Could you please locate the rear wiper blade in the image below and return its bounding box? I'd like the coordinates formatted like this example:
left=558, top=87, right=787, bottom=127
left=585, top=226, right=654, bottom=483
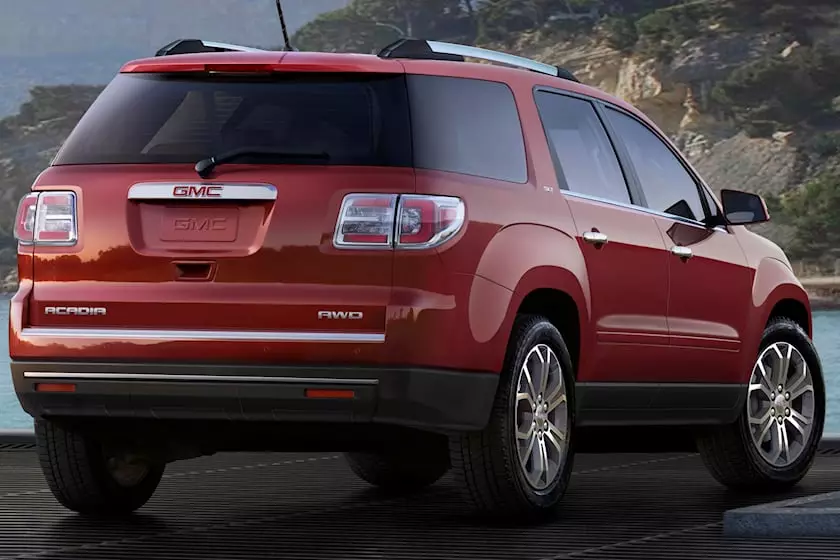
left=195, top=147, right=330, bottom=178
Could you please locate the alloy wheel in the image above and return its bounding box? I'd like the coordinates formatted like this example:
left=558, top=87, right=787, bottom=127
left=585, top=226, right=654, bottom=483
left=514, top=343, right=569, bottom=490
left=747, top=341, right=816, bottom=468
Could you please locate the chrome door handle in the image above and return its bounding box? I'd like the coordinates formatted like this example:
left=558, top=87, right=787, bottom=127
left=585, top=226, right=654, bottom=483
left=583, top=231, right=608, bottom=246
left=671, top=246, right=693, bottom=259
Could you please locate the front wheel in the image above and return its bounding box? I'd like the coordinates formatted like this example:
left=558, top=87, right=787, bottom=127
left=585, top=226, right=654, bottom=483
left=35, top=419, right=165, bottom=515
left=697, top=317, right=825, bottom=491
left=449, top=314, right=575, bottom=519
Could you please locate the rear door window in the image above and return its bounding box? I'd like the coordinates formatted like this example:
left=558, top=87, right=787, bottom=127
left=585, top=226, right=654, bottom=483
left=534, top=91, right=631, bottom=204
left=407, top=75, right=528, bottom=183
left=54, top=73, right=413, bottom=167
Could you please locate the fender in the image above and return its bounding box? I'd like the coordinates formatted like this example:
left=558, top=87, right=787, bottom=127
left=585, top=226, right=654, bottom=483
left=469, top=223, right=591, bottom=374
left=736, top=256, right=812, bottom=383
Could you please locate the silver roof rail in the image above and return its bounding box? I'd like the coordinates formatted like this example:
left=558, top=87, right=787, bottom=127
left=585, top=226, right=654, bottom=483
left=155, top=39, right=266, bottom=57
left=378, top=39, right=580, bottom=83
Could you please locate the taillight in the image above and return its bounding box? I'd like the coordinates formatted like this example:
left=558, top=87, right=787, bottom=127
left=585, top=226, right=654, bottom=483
left=333, top=193, right=465, bottom=250
left=14, top=191, right=78, bottom=246
left=14, top=193, right=39, bottom=244
left=396, top=195, right=465, bottom=249
left=333, top=194, right=398, bottom=249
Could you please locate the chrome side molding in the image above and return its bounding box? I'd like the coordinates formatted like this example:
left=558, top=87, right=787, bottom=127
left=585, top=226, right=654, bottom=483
left=21, top=327, right=385, bottom=344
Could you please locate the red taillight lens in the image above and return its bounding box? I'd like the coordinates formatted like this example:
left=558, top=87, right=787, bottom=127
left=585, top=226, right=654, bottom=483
left=14, top=191, right=78, bottom=246
left=14, top=193, right=39, bottom=244
left=333, top=194, right=398, bottom=248
left=333, top=193, right=465, bottom=250
left=396, top=195, right=465, bottom=249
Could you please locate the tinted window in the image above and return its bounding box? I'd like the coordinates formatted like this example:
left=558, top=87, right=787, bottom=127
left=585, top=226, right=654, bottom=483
left=54, top=73, right=412, bottom=167
left=605, top=108, right=705, bottom=222
left=408, top=75, right=527, bottom=183
left=534, top=91, right=630, bottom=204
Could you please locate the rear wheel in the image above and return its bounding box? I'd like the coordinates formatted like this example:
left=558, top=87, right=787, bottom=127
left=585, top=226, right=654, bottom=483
left=35, top=419, right=165, bottom=514
left=697, top=317, right=824, bottom=491
left=449, top=315, right=575, bottom=518
left=344, top=440, right=450, bottom=491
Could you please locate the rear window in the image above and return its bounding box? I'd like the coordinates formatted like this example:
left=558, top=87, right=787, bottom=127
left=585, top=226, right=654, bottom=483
left=54, top=73, right=413, bottom=167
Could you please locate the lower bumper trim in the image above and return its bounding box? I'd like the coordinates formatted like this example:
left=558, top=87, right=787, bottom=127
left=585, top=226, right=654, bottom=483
left=12, top=361, right=499, bottom=433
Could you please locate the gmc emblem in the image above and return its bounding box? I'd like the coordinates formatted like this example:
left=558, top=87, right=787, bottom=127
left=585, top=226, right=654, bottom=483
left=45, top=306, right=107, bottom=316
left=174, top=218, right=228, bottom=231
left=173, top=185, right=223, bottom=198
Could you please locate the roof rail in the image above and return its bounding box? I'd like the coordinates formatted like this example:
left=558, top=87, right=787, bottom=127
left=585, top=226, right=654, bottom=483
left=155, top=39, right=266, bottom=57
left=378, top=39, right=580, bottom=83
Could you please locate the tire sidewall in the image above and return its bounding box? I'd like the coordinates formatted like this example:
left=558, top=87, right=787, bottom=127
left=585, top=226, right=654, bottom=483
left=504, top=318, right=576, bottom=509
left=739, top=320, right=826, bottom=481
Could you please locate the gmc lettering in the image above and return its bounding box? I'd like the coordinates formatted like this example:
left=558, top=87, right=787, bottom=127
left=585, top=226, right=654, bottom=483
left=173, top=218, right=228, bottom=231
left=172, top=185, right=223, bottom=198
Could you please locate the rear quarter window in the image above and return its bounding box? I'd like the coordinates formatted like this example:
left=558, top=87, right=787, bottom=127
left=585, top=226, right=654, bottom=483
left=407, top=75, right=528, bottom=184
left=53, top=73, right=413, bottom=167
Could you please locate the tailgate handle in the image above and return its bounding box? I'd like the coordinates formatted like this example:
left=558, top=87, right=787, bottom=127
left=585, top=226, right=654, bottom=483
left=174, top=261, right=214, bottom=281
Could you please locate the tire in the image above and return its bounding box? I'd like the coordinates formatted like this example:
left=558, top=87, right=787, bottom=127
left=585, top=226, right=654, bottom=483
left=35, top=419, right=165, bottom=515
left=344, top=440, right=450, bottom=491
left=697, top=317, right=825, bottom=491
left=449, top=314, right=576, bottom=518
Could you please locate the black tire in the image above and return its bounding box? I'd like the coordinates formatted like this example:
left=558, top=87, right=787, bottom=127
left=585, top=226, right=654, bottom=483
left=697, top=317, right=825, bottom=491
left=344, top=440, right=450, bottom=491
left=449, top=314, right=576, bottom=519
left=35, top=419, right=165, bottom=515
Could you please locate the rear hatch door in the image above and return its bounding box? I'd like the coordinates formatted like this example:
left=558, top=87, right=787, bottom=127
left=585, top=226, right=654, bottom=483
left=28, top=67, right=414, bottom=354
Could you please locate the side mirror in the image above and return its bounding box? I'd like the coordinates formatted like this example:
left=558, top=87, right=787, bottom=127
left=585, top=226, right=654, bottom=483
left=720, top=189, right=770, bottom=226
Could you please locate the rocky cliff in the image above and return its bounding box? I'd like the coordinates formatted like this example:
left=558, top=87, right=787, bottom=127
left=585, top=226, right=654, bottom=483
left=2, top=0, right=840, bottom=291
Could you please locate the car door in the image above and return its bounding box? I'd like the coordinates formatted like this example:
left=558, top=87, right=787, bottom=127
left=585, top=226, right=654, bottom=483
left=602, top=106, right=753, bottom=385
left=533, top=89, right=670, bottom=384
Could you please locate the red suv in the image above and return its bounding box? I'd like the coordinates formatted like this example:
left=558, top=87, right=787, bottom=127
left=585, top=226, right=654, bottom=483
left=9, top=38, right=825, bottom=518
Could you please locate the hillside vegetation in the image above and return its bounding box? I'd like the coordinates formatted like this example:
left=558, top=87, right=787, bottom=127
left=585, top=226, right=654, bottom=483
left=1, top=0, right=840, bottom=289
left=294, top=0, right=840, bottom=267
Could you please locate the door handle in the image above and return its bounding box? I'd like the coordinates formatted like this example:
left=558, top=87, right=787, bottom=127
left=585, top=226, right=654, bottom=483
left=583, top=231, right=609, bottom=246
left=671, top=246, right=693, bottom=260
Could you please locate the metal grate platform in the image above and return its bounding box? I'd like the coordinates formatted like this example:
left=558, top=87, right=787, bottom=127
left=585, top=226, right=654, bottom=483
left=2, top=443, right=840, bottom=559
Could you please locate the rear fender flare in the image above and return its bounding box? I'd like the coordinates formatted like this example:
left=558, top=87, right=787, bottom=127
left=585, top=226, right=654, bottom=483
left=469, top=224, right=590, bottom=375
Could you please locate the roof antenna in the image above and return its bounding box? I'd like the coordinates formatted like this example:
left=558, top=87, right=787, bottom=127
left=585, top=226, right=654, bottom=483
left=275, top=0, right=293, bottom=51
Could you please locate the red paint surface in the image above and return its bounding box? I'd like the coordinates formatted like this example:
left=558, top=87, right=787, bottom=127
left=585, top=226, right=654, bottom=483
left=9, top=50, right=810, bottom=387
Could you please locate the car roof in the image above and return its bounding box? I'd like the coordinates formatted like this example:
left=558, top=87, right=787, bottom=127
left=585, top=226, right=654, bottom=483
left=119, top=50, right=654, bottom=132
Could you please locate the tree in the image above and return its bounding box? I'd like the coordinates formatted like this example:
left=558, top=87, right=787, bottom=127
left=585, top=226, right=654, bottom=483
left=770, top=173, right=840, bottom=259
left=293, top=0, right=472, bottom=53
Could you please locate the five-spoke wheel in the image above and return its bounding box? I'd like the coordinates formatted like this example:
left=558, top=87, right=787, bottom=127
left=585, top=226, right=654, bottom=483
left=698, top=317, right=824, bottom=491
left=747, top=341, right=816, bottom=468
left=449, top=315, right=575, bottom=518
left=515, top=344, right=569, bottom=490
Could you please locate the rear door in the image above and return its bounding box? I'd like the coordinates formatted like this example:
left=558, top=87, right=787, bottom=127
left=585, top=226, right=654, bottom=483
left=534, top=90, right=671, bottom=383
left=28, top=70, right=414, bottom=358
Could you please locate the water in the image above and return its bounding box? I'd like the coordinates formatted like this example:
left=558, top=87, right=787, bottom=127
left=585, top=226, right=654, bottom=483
left=2, top=305, right=840, bottom=433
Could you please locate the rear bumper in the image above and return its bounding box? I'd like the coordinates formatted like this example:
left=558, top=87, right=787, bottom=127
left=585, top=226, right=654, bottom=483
left=11, top=361, right=499, bottom=433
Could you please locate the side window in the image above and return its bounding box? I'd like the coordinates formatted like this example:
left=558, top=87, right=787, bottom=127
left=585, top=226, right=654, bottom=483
left=407, top=75, right=527, bottom=183
left=604, top=108, right=705, bottom=222
left=534, top=91, right=631, bottom=204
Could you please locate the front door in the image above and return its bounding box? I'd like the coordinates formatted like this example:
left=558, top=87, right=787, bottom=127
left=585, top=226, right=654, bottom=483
left=533, top=90, right=670, bottom=384
left=602, top=106, right=752, bottom=385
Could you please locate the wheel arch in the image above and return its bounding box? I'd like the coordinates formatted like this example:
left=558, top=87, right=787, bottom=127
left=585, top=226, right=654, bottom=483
left=515, top=288, right=582, bottom=378
left=766, top=298, right=811, bottom=338
left=738, top=257, right=813, bottom=384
